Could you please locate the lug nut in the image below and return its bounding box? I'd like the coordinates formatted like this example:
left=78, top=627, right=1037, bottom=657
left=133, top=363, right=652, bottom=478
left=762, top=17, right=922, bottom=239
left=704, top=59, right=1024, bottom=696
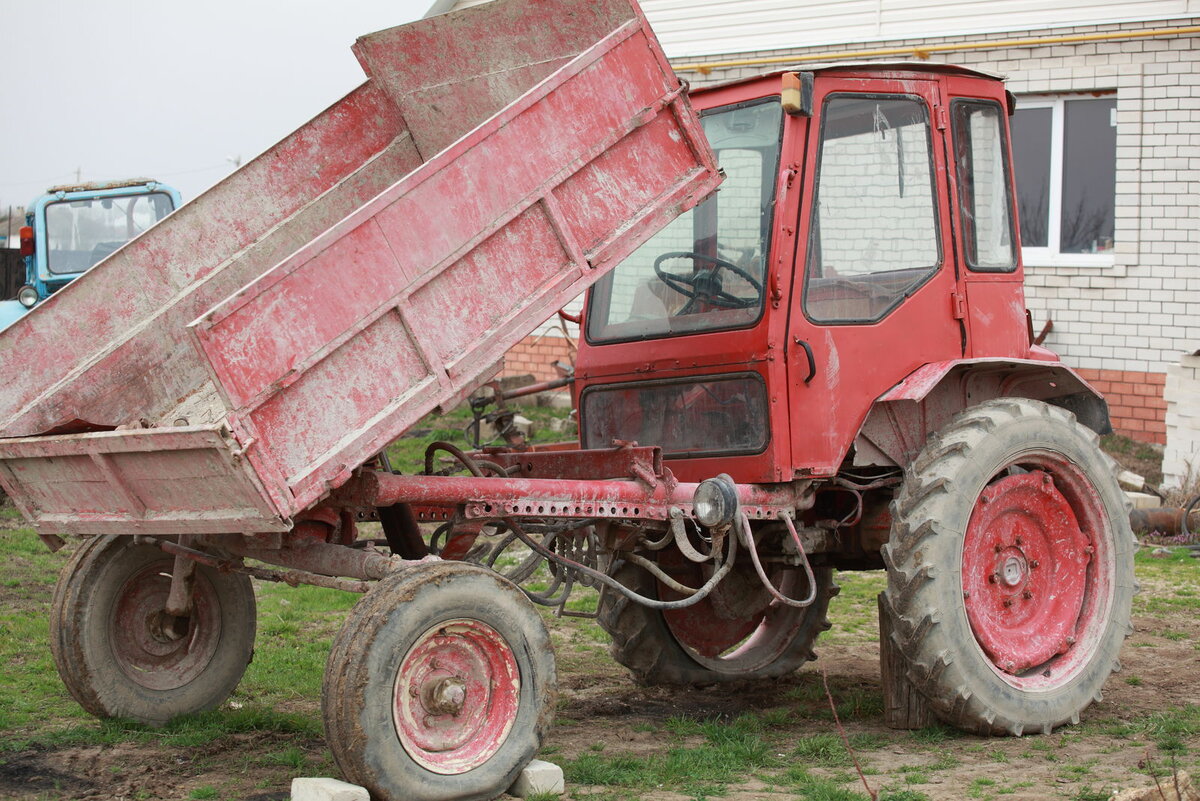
left=1003, top=598, right=1014, bottom=608
left=994, top=544, right=1003, bottom=553
left=988, top=574, right=998, bottom=584
left=1030, top=560, right=1040, bottom=569
left=1022, top=590, right=1033, bottom=600
left=1015, top=537, right=1023, bottom=546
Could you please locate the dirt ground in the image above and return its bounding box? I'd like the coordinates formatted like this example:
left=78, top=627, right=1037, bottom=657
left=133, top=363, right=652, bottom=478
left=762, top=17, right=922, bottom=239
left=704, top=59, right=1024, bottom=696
left=1, top=559, right=1197, bottom=801
left=545, top=603, right=1200, bottom=800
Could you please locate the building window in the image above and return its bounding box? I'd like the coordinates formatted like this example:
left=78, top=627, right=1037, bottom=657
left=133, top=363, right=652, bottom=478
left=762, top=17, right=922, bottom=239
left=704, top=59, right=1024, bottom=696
left=1010, top=95, right=1116, bottom=266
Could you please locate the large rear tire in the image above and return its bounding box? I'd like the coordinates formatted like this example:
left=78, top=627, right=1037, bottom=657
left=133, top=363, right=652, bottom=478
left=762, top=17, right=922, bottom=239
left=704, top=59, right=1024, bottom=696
left=882, top=399, right=1134, bottom=735
left=598, top=558, right=837, bottom=684
left=322, top=562, right=556, bottom=801
left=50, top=535, right=256, bottom=725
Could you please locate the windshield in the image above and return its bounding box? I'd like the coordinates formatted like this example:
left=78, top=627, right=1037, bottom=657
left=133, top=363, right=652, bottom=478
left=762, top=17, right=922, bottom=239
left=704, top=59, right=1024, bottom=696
left=45, top=191, right=175, bottom=275
left=587, top=100, right=783, bottom=343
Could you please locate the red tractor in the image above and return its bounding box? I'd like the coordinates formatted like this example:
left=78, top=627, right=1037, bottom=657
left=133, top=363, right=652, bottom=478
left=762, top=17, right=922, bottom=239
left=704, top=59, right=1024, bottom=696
left=0, top=12, right=1133, bottom=795
left=567, top=62, right=1132, bottom=735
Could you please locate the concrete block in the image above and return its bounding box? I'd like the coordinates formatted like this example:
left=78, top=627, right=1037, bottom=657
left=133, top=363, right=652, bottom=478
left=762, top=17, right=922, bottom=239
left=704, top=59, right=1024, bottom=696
left=291, top=777, right=369, bottom=801
left=509, top=759, right=565, bottom=798
left=1125, top=491, right=1160, bottom=510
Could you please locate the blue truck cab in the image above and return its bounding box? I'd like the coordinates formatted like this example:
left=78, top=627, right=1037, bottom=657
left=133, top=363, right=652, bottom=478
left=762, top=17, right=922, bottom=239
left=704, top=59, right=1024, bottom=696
left=0, top=179, right=181, bottom=332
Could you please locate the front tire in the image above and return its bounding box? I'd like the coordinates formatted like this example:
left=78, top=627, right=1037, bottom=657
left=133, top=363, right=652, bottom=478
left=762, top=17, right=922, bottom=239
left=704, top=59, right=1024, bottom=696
left=598, top=558, right=837, bottom=684
left=50, top=535, right=257, bottom=725
left=882, top=398, right=1134, bottom=735
left=322, top=562, right=556, bottom=801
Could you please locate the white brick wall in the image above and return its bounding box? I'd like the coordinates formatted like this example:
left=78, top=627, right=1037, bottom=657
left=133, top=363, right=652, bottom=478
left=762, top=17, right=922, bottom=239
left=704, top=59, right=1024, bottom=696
left=1163, top=353, right=1200, bottom=489
left=673, top=18, right=1200, bottom=375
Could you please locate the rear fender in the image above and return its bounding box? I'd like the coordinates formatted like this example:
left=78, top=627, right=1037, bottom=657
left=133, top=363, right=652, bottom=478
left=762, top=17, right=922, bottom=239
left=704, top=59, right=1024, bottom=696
left=852, top=359, right=1111, bottom=469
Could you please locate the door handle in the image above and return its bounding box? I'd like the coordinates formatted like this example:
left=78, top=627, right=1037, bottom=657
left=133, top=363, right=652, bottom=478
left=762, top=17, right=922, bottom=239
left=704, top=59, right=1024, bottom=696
left=794, top=338, right=817, bottom=384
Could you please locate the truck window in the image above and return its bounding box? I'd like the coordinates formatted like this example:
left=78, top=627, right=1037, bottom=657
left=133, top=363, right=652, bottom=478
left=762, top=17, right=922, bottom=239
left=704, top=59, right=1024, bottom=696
left=586, top=99, right=782, bottom=343
left=803, top=95, right=940, bottom=324
left=951, top=100, right=1017, bottom=272
left=45, top=192, right=174, bottom=275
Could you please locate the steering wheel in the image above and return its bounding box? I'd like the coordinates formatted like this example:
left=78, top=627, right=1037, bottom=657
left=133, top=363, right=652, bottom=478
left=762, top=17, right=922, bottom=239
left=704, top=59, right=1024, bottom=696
left=652, top=251, right=763, bottom=310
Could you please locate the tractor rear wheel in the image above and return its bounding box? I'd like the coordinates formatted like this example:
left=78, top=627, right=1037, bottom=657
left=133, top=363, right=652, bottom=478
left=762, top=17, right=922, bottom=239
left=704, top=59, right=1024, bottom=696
left=50, top=535, right=256, bottom=725
left=598, top=558, right=837, bottom=684
left=322, top=562, right=556, bottom=801
left=882, top=398, right=1134, bottom=735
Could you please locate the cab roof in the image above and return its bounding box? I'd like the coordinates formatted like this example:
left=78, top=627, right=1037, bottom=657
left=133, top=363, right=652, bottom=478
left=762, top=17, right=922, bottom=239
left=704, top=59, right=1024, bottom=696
left=697, top=61, right=1005, bottom=94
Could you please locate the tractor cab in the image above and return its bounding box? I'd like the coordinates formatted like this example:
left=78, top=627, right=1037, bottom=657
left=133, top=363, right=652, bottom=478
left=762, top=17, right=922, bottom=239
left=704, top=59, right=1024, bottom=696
left=577, top=63, right=1079, bottom=484
left=0, top=179, right=181, bottom=332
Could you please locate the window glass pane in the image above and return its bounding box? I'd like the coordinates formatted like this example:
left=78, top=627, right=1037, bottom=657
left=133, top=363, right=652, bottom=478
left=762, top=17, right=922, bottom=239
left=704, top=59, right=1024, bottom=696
left=804, top=95, right=939, bottom=324
left=581, top=374, right=768, bottom=457
left=46, top=192, right=174, bottom=275
left=1009, top=107, right=1051, bottom=248
left=586, top=100, right=781, bottom=343
left=1061, top=99, right=1116, bottom=254
left=952, top=101, right=1015, bottom=271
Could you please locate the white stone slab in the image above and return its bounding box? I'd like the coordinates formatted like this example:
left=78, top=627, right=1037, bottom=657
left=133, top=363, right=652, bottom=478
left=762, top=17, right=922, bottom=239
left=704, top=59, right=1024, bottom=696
left=291, top=777, right=369, bottom=801
left=509, top=759, right=565, bottom=797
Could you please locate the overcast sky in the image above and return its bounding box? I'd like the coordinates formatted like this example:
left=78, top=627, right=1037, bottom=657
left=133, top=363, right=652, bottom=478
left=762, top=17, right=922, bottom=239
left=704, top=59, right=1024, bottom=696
left=1, top=0, right=437, bottom=209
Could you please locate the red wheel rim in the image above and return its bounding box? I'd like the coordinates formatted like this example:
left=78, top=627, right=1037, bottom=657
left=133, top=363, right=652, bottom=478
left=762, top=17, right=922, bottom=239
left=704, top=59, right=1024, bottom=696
left=110, top=561, right=222, bottom=691
left=661, top=559, right=810, bottom=672
left=962, top=468, right=1107, bottom=687
left=393, top=619, right=520, bottom=774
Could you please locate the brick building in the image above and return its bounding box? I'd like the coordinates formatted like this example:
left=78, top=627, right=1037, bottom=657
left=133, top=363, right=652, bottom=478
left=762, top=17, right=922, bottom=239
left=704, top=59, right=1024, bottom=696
left=434, top=0, right=1200, bottom=457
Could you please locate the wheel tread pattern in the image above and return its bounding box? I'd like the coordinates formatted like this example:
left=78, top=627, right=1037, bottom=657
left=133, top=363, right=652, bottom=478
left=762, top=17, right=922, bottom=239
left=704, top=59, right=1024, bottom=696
left=598, top=562, right=837, bottom=685
left=881, top=398, right=1135, bottom=736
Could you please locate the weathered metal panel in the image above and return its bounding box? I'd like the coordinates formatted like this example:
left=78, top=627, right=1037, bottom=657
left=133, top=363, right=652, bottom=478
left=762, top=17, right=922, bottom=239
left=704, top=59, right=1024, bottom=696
left=358, top=0, right=641, bottom=159
left=0, top=427, right=288, bottom=536
left=191, top=6, right=719, bottom=518
left=0, top=0, right=718, bottom=533
left=0, top=82, right=417, bottom=438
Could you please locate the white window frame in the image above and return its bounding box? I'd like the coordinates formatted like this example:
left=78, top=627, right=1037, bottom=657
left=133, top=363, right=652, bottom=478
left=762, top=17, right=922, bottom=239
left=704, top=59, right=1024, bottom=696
left=1015, top=94, right=1116, bottom=269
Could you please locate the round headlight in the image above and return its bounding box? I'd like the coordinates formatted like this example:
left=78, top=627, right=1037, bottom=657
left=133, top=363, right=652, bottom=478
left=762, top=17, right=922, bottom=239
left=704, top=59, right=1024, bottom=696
left=17, top=285, right=39, bottom=308
left=692, top=474, right=739, bottom=529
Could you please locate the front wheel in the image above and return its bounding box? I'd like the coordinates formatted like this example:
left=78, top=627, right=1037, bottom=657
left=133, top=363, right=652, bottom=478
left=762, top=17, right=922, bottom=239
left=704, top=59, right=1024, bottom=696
left=50, top=535, right=257, bottom=725
left=882, top=399, right=1134, bottom=735
left=322, top=562, right=556, bottom=801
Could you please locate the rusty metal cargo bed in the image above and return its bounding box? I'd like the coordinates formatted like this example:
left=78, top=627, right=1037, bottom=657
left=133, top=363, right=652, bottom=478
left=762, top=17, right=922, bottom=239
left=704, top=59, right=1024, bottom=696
left=0, top=0, right=718, bottom=535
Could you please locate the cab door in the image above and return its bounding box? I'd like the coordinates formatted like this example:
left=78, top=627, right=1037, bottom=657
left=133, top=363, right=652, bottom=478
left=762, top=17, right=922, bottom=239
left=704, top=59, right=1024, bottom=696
left=785, top=73, right=964, bottom=476
left=943, top=85, right=1028, bottom=359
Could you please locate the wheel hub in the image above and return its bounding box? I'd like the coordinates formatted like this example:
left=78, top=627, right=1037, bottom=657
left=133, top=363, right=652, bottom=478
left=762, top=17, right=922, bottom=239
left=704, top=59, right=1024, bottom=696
left=420, top=676, right=467, bottom=717
left=962, top=471, right=1092, bottom=674
left=110, top=563, right=220, bottom=690
left=393, top=619, right=520, bottom=775
left=1000, top=554, right=1026, bottom=587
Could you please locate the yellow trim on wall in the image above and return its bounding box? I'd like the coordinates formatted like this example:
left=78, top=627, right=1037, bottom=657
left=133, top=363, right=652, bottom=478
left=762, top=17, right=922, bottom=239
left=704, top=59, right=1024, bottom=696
left=671, top=25, right=1200, bottom=74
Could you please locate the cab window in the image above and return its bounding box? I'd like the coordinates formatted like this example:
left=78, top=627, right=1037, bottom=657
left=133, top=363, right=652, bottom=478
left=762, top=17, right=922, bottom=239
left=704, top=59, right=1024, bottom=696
left=803, top=95, right=940, bottom=324
left=586, top=99, right=783, bottom=343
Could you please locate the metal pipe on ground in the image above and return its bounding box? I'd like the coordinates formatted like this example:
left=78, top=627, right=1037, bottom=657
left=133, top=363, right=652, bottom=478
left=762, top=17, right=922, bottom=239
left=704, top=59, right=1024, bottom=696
left=1129, top=501, right=1200, bottom=538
